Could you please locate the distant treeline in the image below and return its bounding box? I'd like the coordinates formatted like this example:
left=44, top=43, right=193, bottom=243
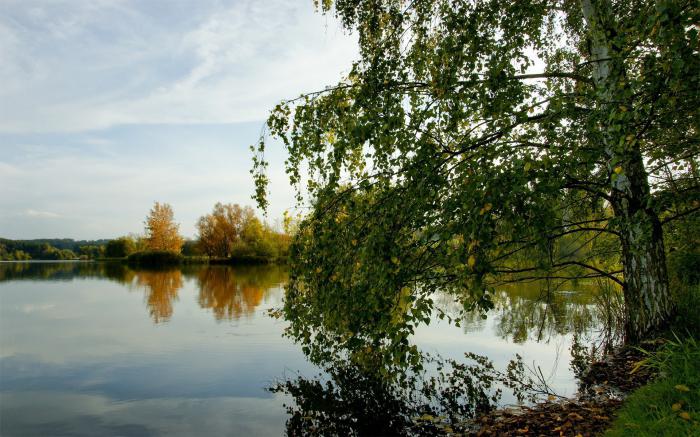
left=0, top=238, right=109, bottom=261
left=115, top=202, right=291, bottom=266
left=2, top=202, right=292, bottom=265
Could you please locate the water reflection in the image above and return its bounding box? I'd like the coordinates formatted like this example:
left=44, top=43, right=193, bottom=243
left=196, top=265, right=287, bottom=321
left=132, top=269, right=183, bottom=323
left=491, top=284, right=598, bottom=344
left=0, top=262, right=288, bottom=324
left=0, top=261, right=111, bottom=282
left=0, top=262, right=301, bottom=436
left=0, top=262, right=619, bottom=436
left=127, top=264, right=287, bottom=323
left=272, top=276, right=621, bottom=435
left=436, top=280, right=609, bottom=344
left=270, top=350, right=540, bottom=436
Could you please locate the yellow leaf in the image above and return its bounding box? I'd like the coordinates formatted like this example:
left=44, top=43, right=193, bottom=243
left=674, top=384, right=690, bottom=392
left=468, top=255, right=476, bottom=268
left=614, top=166, right=623, bottom=174
left=351, top=239, right=357, bottom=246
left=524, top=162, right=531, bottom=172
left=315, top=267, right=322, bottom=274
left=672, top=403, right=682, bottom=411
left=630, top=360, right=645, bottom=374
left=391, top=256, right=400, bottom=265
left=679, top=412, right=691, bottom=420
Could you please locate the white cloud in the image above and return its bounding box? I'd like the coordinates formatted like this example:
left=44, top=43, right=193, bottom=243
left=0, top=137, right=297, bottom=239
left=0, top=1, right=353, bottom=238
left=24, top=209, right=62, bottom=218
left=0, top=0, right=357, bottom=133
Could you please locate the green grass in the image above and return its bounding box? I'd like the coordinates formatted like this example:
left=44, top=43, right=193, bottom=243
left=672, top=284, right=700, bottom=339
left=605, top=335, right=700, bottom=436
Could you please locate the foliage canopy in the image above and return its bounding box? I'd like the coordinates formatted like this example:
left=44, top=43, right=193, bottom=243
left=144, top=202, right=184, bottom=253
left=254, top=0, right=699, bottom=367
left=196, top=202, right=291, bottom=261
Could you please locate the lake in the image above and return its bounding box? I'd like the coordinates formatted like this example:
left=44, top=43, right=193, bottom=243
left=0, top=262, right=608, bottom=436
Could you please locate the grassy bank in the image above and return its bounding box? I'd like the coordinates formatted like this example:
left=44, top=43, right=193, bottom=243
left=605, top=336, right=700, bottom=436
left=606, top=284, right=700, bottom=436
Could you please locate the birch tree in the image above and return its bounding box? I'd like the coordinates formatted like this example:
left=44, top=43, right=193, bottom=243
left=254, top=0, right=699, bottom=355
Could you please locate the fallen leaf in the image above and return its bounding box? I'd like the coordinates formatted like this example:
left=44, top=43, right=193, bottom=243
left=672, top=402, right=682, bottom=411
left=674, top=384, right=690, bottom=392
left=679, top=412, right=691, bottom=420
left=568, top=412, right=584, bottom=421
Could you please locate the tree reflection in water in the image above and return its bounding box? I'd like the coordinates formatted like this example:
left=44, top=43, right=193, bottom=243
left=196, top=265, right=286, bottom=321
left=272, top=277, right=621, bottom=435
left=133, top=269, right=183, bottom=323
left=490, top=282, right=598, bottom=344
left=435, top=280, right=615, bottom=344
left=0, top=261, right=134, bottom=283
left=269, top=351, right=545, bottom=436
left=126, top=264, right=287, bottom=323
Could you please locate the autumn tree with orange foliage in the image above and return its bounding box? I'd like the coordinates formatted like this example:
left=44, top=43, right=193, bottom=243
left=196, top=203, right=255, bottom=257
left=196, top=202, right=290, bottom=261
left=144, top=202, right=184, bottom=253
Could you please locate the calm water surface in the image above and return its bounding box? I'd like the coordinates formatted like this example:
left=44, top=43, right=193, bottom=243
left=0, top=262, right=605, bottom=436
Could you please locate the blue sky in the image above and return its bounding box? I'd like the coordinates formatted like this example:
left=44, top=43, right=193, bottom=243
left=0, top=0, right=357, bottom=239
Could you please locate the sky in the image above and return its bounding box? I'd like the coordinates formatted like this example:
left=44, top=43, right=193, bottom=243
left=0, top=0, right=358, bottom=239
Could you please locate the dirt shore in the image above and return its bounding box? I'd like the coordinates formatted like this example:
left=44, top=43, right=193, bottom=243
left=468, top=340, right=662, bottom=436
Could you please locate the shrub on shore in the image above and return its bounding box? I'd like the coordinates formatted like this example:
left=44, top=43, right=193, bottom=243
left=126, top=251, right=182, bottom=267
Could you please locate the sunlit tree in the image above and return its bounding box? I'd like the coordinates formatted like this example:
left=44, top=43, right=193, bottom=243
left=144, top=202, right=184, bottom=253
left=196, top=202, right=291, bottom=260
left=196, top=203, right=254, bottom=257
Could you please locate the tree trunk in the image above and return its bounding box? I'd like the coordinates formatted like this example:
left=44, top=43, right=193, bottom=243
left=581, top=0, right=674, bottom=342
left=611, top=153, right=674, bottom=342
